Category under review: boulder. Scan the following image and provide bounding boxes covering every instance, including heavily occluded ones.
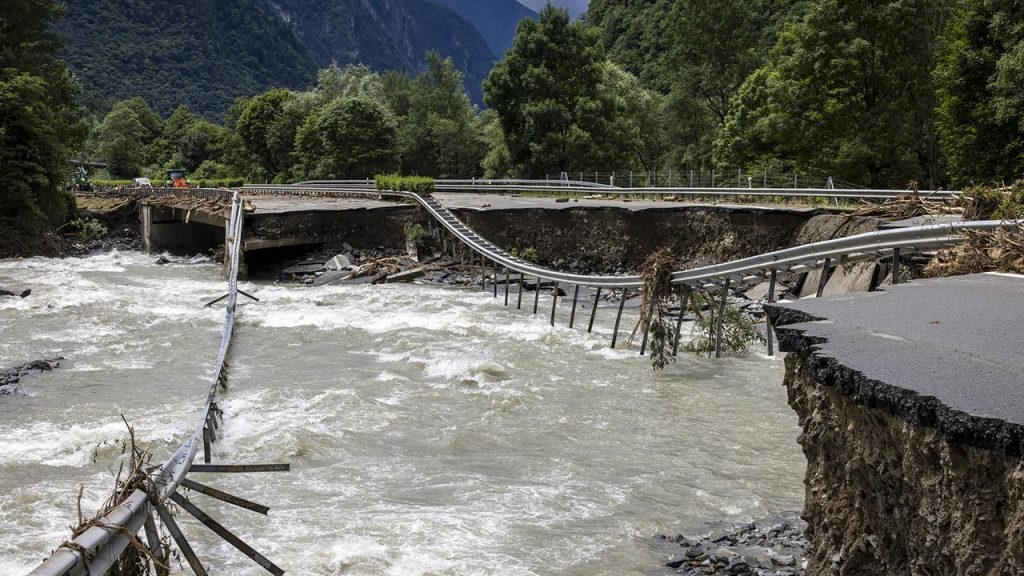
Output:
[385,268,426,283]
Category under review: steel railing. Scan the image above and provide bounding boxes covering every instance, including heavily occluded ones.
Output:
[239,184,1001,291]
[28,190,245,576]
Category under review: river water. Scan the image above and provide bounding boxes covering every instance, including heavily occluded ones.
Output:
[0,252,804,575]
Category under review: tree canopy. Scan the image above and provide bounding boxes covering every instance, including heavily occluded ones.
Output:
[0,0,84,254]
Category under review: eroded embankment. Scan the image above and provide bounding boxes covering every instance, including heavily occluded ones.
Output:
[247,202,883,273]
[766,278,1024,576]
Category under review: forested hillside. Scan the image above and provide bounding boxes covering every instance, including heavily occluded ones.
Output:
[54,0,498,118]
[53,0,318,118]
[262,0,497,104]
[585,0,1024,188]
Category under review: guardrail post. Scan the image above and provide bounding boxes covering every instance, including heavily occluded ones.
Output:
[550,282,560,326]
[517,272,525,309]
[533,277,541,314]
[568,285,580,328]
[587,287,602,333]
[492,262,498,297]
[480,257,486,291]
[672,284,692,356]
[767,269,777,356]
[715,278,731,358]
[611,290,627,349]
[504,268,510,306]
[816,257,832,298]
[892,248,902,284]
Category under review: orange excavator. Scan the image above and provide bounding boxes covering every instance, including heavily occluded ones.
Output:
[166,168,190,188]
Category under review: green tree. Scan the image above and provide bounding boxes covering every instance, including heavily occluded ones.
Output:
[295,97,398,179]
[0,0,84,254]
[234,89,294,181]
[484,6,610,176]
[716,0,953,188]
[399,52,483,177]
[314,64,386,103]
[935,0,1024,185]
[97,103,145,177]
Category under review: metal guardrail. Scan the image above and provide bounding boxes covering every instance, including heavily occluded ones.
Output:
[238,185,998,290]
[29,191,252,576]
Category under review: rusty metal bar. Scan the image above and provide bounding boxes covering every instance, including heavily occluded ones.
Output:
[550,282,559,326]
[816,257,831,297]
[767,269,777,356]
[533,277,540,314]
[517,272,525,309]
[202,294,229,308]
[181,478,270,515]
[568,285,580,328]
[587,287,602,333]
[202,428,211,464]
[237,289,260,302]
[189,464,290,474]
[170,493,284,576]
[143,513,166,569]
[157,503,207,576]
[715,279,731,358]
[672,285,692,356]
[611,290,627,349]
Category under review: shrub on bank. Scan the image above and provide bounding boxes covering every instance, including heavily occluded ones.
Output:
[375,174,435,193]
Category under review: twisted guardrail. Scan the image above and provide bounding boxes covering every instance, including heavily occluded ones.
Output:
[31,183,1005,575]
[242,184,1014,357]
[30,191,287,576]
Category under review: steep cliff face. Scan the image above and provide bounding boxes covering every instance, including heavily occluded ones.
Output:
[782,352,1024,575]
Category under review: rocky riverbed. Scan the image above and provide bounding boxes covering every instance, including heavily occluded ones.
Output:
[656,518,807,576]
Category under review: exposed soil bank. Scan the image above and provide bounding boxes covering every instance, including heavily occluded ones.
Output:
[766,280,1024,576]
[246,203,884,274]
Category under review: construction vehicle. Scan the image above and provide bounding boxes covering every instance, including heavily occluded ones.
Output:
[166,168,190,188]
[70,166,93,191]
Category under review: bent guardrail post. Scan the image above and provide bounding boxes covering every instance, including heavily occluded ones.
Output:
[587,287,602,333]
[715,279,731,359]
[672,285,692,357]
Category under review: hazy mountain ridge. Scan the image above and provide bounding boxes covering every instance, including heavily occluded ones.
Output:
[56,0,501,118]
[433,0,538,55]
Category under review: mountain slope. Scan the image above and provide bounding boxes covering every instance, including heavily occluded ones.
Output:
[263,0,496,103]
[56,0,500,118]
[54,0,318,118]
[433,0,537,55]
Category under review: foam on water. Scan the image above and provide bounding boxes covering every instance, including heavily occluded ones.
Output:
[0,252,805,575]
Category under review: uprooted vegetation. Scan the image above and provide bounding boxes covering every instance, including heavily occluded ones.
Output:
[630,249,683,370]
[69,417,172,575]
[925,182,1024,277]
[632,249,765,370]
[683,291,765,358]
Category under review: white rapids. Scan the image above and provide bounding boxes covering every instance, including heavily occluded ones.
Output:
[0,251,804,575]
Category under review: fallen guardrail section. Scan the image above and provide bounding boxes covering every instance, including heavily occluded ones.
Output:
[242,184,1012,359]
[29,191,288,576]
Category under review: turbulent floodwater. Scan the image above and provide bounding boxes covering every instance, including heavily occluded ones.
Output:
[0,252,805,576]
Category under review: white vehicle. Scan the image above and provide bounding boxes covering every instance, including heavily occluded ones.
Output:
[132,177,152,188]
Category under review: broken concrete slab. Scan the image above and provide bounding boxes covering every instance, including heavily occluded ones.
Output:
[386,268,426,283]
[822,261,877,297]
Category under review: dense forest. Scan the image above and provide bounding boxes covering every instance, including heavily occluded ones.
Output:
[4,0,1024,253]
